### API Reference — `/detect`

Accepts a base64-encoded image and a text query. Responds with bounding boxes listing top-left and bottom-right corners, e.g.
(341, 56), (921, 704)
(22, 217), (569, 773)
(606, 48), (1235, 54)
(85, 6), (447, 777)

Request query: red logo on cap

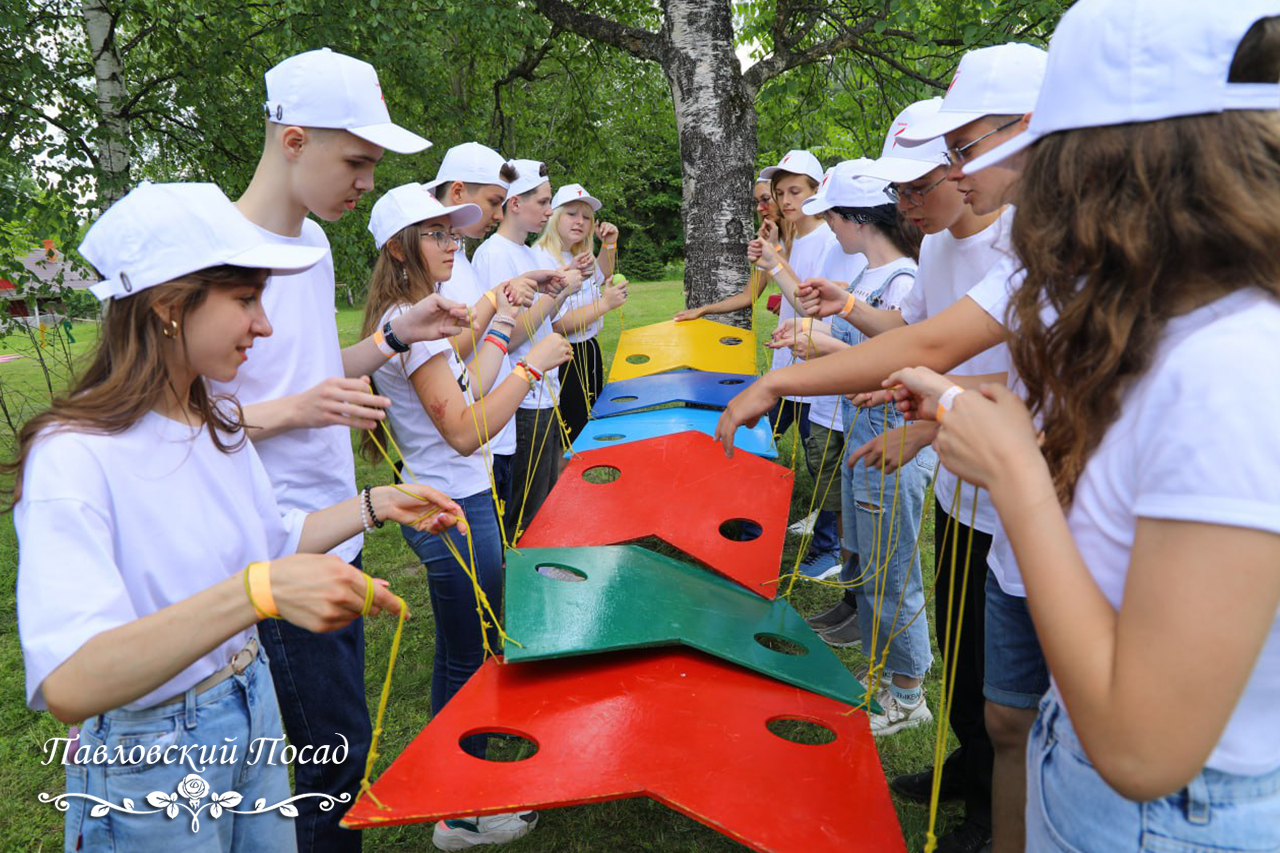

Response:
(576, 189), (583, 196)
(781, 154), (791, 164)
(376, 81), (385, 103)
(947, 71), (960, 94)
(892, 123), (908, 149)
(820, 173), (830, 188)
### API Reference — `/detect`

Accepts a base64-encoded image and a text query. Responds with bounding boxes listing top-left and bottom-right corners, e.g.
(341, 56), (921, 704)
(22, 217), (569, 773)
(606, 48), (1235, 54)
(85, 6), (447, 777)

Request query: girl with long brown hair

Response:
(887, 4), (1280, 848)
(12, 183), (459, 852)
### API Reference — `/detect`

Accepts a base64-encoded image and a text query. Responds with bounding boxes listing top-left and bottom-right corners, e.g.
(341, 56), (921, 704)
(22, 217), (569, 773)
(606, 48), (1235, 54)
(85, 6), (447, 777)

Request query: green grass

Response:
(0, 282), (961, 851)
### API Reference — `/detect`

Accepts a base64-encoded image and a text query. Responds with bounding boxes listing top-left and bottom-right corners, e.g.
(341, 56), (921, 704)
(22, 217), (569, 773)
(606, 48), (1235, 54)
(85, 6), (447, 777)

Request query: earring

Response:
(162, 319), (179, 338)
(400, 266), (408, 286)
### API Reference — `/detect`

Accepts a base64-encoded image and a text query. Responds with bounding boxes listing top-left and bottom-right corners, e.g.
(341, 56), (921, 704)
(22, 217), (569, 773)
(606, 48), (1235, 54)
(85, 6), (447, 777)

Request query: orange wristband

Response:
(839, 293), (857, 319)
(246, 561), (280, 619)
(484, 288), (499, 309)
(372, 328), (395, 359)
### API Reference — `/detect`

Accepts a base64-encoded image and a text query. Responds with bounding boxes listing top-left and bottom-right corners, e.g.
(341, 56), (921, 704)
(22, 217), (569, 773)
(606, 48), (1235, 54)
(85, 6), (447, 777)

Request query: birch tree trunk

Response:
(80, 0), (132, 208)
(660, 0), (757, 327)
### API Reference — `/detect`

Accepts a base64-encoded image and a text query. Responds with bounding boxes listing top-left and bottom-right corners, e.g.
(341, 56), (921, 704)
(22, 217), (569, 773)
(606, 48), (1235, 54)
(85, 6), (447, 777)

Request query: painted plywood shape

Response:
(608, 318), (755, 381)
(519, 431), (792, 599)
(505, 545), (871, 707)
(572, 408), (776, 459)
(341, 648), (906, 853)
(591, 370), (754, 418)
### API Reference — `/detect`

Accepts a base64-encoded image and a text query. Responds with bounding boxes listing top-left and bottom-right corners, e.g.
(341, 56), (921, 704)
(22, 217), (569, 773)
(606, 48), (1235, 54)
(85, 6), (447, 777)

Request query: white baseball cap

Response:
(759, 149), (824, 184)
(264, 48), (430, 154)
(368, 183), (482, 249)
(505, 159), (549, 201)
(856, 99), (951, 184)
(967, 0), (1280, 174)
(551, 183), (602, 212)
(754, 173), (771, 184)
(81, 182), (326, 301)
(801, 160), (891, 214)
(424, 142), (511, 191)
(897, 43), (1047, 144)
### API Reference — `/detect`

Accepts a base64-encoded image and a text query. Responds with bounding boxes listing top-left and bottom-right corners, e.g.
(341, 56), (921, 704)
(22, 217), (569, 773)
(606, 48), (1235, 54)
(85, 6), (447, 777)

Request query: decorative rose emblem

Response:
(176, 774), (209, 804)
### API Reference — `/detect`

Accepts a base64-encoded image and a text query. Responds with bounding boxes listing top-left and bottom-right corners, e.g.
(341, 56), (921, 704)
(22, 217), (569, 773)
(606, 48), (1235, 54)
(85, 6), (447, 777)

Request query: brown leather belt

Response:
(154, 636), (259, 708)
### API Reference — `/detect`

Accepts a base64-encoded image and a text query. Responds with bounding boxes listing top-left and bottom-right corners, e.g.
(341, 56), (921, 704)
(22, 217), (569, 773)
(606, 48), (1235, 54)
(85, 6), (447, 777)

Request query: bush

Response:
(620, 230), (665, 281)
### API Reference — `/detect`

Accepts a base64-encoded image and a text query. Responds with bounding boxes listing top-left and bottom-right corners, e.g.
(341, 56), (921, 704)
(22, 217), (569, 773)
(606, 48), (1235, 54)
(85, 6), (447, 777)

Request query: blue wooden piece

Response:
(572, 409), (777, 458)
(591, 371), (755, 418)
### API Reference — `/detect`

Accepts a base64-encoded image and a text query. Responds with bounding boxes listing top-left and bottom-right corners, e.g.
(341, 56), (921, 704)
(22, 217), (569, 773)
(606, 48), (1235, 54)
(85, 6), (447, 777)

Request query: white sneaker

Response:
(869, 690), (933, 737)
(787, 508), (819, 535)
(432, 812), (538, 850)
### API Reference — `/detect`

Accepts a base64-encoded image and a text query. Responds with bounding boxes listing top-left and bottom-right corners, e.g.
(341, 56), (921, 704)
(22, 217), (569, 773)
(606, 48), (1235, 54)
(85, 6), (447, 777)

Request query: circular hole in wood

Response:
(582, 465), (621, 484)
(765, 717), (837, 746)
(719, 336), (744, 346)
(611, 395), (639, 403)
(754, 632), (809, 657)
(460, 730), (540, 761)
(718, 518), (762, 541)
(718, 378), (746, 386)
(625, 353), (650, 364)
(592, 433), (625, 442)
(535, 563), (587, 582)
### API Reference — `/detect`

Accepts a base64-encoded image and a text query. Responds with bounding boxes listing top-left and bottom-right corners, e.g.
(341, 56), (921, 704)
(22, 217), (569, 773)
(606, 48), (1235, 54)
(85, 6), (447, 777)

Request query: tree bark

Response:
(660, 0), (757, 327)
(80, 0), (132, 208)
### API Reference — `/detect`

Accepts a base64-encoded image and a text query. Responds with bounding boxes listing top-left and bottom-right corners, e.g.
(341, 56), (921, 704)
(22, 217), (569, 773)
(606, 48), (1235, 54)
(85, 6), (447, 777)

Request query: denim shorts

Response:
(1027, 692), (1280, 852)
(63, 649), (296, 852)
(983, 569), (1049, 709)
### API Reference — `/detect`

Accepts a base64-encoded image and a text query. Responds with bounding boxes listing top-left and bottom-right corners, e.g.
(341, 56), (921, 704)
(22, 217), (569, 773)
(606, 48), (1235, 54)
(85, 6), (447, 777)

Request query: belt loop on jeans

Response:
(1184, 773), (1211, 825)
(183, 685), (198, 729)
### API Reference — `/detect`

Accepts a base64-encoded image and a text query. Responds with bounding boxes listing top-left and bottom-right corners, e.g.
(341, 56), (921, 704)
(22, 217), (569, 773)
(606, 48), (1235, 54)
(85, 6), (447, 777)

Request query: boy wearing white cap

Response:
(214, 48), (468, 853)
(888, 4), (1280, 849)
(473, 160), (583, 537)
(13, 183), (459, 853)
(533, 183), (628, 443)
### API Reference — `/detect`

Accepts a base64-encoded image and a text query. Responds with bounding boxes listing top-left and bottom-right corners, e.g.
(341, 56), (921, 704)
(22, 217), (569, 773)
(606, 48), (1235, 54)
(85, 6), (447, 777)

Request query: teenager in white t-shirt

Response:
(887, 6), (1280, 849)
(473, 160), (583, 539)
(12, 184), (460, 853)
(211, 51), (480, 852)
(745, 150), (845, 575)
(425, 144), (545, 533)
(532, 183), (628, 444)
(673, 173), (784, 322)
(360, 184), (570, 850)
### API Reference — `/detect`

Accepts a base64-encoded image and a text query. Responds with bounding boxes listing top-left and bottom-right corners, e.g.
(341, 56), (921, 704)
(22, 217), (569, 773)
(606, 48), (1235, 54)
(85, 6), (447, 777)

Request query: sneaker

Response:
(934, 818), (993, 853)
(869, 691), (933, 737)
(432, 812), (538, 850)
(805, 599), (856, 630)
(787, 508), (819, 535)
(796, 549), (841, 580)
(889, 767), (964, 805)
(853, 665), (892, 692)
(817, 613), (861, 648)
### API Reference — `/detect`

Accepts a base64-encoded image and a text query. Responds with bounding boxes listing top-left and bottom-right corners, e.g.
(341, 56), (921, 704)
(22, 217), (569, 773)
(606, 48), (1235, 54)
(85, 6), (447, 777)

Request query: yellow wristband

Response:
(484, 289), (499, 309)
(800, 317), (813, 334)
(246, 561), (280, 619)
(839, 293), (857, 319)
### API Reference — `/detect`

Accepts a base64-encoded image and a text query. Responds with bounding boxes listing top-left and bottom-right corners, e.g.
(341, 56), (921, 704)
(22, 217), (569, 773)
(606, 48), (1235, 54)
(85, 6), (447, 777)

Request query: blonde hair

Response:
(535, 200), (596, 260)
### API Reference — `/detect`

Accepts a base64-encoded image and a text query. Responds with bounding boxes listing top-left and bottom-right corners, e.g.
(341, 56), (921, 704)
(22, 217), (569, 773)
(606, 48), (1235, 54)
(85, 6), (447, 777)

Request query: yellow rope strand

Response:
(355, 592), (407, 810)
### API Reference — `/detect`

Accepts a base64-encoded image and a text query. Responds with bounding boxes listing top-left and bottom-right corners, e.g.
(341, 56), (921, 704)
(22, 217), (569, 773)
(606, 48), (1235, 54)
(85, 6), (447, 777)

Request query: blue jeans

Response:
(401, 491), (503, 753)
(770, 399), (839, 553)
(65, 649), (296, 853)
(984, 569), (1049, 709)
(839, 401), (936, 679)
(260, 552), (369, 853)
(1027, 692), (1280, 852)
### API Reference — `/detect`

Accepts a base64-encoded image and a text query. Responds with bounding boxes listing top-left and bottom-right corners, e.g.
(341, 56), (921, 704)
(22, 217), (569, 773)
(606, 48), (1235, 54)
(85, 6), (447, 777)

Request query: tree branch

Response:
(743, 18), (877, 93)
(492, 27), (562, 153)
(531, 0), (662, 62)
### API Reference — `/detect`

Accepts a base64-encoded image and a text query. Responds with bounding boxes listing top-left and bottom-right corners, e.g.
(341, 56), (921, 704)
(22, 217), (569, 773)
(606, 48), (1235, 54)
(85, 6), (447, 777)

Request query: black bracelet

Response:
(382, 320), (410, 354)
(362, 486), (384, 529)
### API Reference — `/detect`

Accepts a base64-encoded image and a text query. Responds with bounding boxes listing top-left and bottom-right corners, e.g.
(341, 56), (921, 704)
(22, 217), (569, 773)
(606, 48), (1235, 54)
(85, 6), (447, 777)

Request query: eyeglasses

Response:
(944, 117), (1022, 167)
(420, 229), (460, 250)
(884, 169), (949, 207)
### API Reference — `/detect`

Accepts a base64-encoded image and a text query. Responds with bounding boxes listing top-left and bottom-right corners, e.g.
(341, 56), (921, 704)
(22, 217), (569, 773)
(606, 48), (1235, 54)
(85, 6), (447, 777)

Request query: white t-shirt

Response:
(440, 251), (516, 456)
(373, 305), (491, 500)
(16, 413), (305, 711)
(473, 233), (562, 410)
(1057, 289), (1280, 775)
(772, 223), (840, 404)
(210, 218), (360, 562)
(534, 246), (605, 344)
(805, 246), (870, 431)
(903, 209), (1016, 535)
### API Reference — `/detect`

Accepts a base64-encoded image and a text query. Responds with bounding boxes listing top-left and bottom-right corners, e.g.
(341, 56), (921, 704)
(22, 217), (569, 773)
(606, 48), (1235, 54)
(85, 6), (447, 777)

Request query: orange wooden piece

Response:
(517, 431), (793, 599)
(342, 648), (906, 853)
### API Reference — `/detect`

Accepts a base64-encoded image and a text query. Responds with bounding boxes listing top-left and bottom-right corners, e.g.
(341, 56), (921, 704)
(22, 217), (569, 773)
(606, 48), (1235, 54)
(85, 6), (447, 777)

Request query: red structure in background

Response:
(342, 648), (906, 853)
(518, 431), (793, 599)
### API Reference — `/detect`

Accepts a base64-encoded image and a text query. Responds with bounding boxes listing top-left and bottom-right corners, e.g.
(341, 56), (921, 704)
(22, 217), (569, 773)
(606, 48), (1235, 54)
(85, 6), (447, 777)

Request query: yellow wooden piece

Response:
(608, 318), (756, 382)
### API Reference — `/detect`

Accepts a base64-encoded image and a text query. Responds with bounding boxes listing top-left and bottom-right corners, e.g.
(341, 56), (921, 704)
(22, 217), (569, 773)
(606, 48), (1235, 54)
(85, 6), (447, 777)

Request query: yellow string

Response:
(356, 592), (407, 810)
